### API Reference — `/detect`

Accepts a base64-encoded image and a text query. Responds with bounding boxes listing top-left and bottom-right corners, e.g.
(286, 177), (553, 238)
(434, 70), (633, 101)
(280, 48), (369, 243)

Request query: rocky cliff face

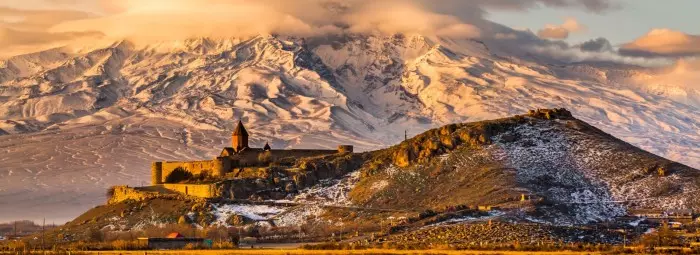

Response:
(0, 34), (698, 222)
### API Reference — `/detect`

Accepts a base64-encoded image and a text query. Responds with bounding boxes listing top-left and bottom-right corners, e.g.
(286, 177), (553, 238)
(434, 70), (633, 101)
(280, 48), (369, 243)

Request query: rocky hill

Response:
(44, 109), (699, 244)
(0, 34), (698, 223)
(350, 108), (700, 225)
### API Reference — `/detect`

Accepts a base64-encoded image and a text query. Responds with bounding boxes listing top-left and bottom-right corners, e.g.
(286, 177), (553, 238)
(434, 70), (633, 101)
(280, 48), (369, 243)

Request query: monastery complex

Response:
(110, 121), (354, 203)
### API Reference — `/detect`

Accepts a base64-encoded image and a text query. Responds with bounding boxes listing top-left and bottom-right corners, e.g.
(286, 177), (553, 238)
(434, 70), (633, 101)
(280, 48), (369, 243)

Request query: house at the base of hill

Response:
(138, 232), (212, 250)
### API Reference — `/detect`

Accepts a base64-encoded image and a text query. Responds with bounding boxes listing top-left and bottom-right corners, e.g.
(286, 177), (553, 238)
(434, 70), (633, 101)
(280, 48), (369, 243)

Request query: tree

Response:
(639, 223), (682, 247)
(165, 167), (193, 183)
(88, 228), (104, 242)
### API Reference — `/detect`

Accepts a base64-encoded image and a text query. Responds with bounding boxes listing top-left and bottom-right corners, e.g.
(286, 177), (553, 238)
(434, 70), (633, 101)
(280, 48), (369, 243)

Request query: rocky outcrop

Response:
(386, 109), (576, 169)
(226, 214), (253, 226)
(527, 108), (573, 120)
(215, 152), (366, 200)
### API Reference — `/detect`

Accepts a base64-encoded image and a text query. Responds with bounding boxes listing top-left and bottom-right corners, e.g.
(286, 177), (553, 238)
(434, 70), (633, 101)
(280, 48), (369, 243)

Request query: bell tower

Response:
(232, 120), (249, 152)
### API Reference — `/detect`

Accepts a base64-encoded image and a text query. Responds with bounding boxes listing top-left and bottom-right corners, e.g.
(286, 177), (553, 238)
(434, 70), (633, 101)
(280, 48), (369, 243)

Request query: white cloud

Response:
(621, 29), (700, 57)
(527, 43), (673, 67)
(537, 17), (587, 40)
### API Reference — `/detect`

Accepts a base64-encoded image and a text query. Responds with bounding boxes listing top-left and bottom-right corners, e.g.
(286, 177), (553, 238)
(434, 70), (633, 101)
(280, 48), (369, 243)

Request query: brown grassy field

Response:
(77, 249), (605, 255)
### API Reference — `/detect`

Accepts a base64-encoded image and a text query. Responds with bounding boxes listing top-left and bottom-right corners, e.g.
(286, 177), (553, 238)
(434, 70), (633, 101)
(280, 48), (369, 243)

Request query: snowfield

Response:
(0, 35), (698, 223)
(213, 204), (284, 223)
(209, 173), (360, 228)
(292, 171), (361, 206)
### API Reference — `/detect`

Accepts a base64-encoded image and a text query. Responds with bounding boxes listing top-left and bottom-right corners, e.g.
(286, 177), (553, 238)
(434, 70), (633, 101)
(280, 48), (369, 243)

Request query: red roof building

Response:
(166, 232), (184, 238)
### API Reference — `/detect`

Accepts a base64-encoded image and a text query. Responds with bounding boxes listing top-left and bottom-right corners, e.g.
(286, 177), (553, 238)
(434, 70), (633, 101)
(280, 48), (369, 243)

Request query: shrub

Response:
(183, 242), (203, 250)
(258, 151), (272, 165)
(106, 186), (117, 199)
(212, 240), (235, 249)
(88, 228), (104, 242)
(178, 215), (189, 225)
(110, 240), (130, 250)
(165, 167), (193, 183)
(226, 214), (250, 226)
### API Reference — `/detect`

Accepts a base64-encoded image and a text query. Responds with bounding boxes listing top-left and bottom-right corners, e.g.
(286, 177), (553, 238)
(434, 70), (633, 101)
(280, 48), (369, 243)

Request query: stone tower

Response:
(232, 120), (249, 152)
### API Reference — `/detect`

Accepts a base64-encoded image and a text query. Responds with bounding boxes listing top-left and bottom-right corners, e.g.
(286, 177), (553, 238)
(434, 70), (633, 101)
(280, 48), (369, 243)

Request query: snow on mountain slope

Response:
(0, 34), (697, 223)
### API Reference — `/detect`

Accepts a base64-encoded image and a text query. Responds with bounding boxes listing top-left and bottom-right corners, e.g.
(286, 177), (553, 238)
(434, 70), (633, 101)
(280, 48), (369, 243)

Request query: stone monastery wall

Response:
(269, 149), (341, 160)
(160, 183), (217, 198)
(109, 185), (154, 204)
(233, 149), (341, 167)
(151, 147), (352, 185)
(108, 184), (218, 204)
(151, 157), (230, 185)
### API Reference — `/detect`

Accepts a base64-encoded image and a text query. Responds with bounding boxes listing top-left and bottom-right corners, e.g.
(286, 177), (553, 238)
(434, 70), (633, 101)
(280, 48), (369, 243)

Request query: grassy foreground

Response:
(76, 249), (605, 255)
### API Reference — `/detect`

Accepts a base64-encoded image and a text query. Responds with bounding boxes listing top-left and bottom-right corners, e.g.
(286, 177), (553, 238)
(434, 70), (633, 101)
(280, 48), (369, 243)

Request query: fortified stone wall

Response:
(150, 145), (353, 184)
(109, 186), (153, 204)
(233, 147), (351, 167)
(109, 184), (218, 202)
(152, 157), (230, 185)
(160, 183), (218, 198)
(269, 149), (341, 160)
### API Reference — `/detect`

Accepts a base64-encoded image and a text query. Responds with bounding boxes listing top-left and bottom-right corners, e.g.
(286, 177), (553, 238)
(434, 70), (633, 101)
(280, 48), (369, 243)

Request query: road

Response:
(79, 249), (609, 254)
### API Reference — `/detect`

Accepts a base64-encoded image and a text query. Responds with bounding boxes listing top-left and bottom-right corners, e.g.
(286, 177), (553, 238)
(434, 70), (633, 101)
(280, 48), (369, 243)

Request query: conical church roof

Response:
(232, 120), (248, 136)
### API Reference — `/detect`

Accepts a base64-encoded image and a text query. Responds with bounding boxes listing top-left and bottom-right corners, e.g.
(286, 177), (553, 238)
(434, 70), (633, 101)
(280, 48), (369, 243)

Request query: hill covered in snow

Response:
(0, 34), (698, 223)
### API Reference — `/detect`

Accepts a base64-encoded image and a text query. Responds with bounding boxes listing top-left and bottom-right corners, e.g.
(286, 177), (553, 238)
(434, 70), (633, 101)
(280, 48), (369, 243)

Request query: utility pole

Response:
(41, 218), (45, 252)
(404, 130), (407, 141)
(238, 227), (242, 247)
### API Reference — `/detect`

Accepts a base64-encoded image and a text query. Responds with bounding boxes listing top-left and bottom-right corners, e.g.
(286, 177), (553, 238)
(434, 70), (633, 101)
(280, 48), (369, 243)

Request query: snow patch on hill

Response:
(492, 120), (698, 225)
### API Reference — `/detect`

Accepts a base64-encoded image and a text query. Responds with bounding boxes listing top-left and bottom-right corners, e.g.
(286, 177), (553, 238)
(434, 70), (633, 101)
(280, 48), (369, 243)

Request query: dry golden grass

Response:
(79, 249), (604, 255)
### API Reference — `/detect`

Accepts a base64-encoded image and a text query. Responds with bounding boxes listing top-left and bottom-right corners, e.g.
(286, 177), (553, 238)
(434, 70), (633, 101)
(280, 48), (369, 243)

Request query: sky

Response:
(0, 0), (698, 63)
(487, 0), (700, 45)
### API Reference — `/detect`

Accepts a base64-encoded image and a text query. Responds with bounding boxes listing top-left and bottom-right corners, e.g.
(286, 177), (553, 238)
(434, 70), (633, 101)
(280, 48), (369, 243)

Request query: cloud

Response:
(527, 43), (672, 67)
(0, 26), (101, 47)
(431, 0), (618, 14)
(578, 37), (613, 52)
(620, 29), (700, 57)
(344, 1), (480, 38)
(0, 0), (627, 64)
(2, 0), (618, 40)
(43, 0), (488, 43)
(538, 27), (570, 40)
(537, 18), (587, 40)
(474, 20), (672, 67)
(0, 7), (95, 31)
(0, 6), (104, 57)
(0, 27), (103, 58)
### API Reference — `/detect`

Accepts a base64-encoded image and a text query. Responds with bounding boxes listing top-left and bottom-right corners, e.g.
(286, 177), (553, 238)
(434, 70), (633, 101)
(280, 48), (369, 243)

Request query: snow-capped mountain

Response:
(0, 34), (697, 223)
